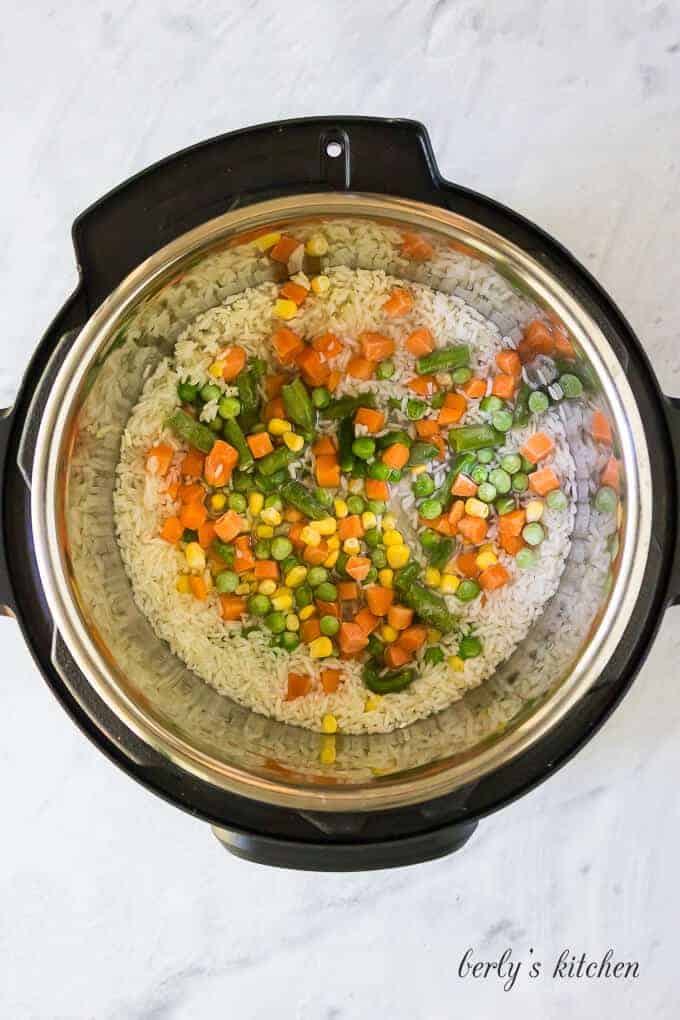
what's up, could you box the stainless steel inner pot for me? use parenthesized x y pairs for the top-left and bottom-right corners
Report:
(30, 193), (652, 812)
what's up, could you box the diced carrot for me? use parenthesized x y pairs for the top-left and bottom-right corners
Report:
(146, 443), (174, 477)
(451, 474), (478, 498)
(382, 443), (410, 470)
(554, 333), (576, 359)
(528, 467), (561, 495)
(270, 235), (301, 263)
(365, 479), (390, 501)
(492, 374), (517, 400)
(355, 407), (386, 433)
(383, 287), (414, 317)
(312, 332), (344, 358)
(288, 523), (305, 548)
(280, 280), (308, 305)
(355, 607), (380, 634)
(204, 440), (238, 486)
(496, 349), (522, 377)
(286, 671), (312, 700)
(479, 563), (511, 591)
(397, 625), (428, 653)
(500, 533), (525, 556)
(337, 515), (365, 541)
(401, 233), (434, 261)
(181, 449), (205, 479)
(338, 581), (359, 601)
(254, 560), (279, 580)
(220, 346), (247, 382)
(316, 599), (341, 619)
(463, 377), (487, 399)
(447, 499), (466, 529)
(387, 604), (414, 631)
(303, 541), (329, 566)
(345, 556), (371, 581)
(385, 644), (412, 669)
(591, 410), (613, 446)
(320, 668), (342, 694)
(312, 435), (337, 457)
(233, 535), (255, 573)
(438, 393), (467, 425)
(415, 419), (440, 439)
(315, 454), (341, 488)
(301, 618), (321, 644)
(338, 622), (370, 655)
(406, 328), (434, 356)
(456, 552), (480, 578)
(498, 508), (527, 537)
(178, 482), (205, 504)
(220, 594), (247, 621)
(198, 521), (216, 549)
(265, 373), (287, 399)
(327, 369), (342, 392)
(297, 347), (330, 387)
(365, 585), (394, 616)
(360, 332), (396, 362)
(179, 501), (208, 529)
(519, 320), (555, 363)
(521, 431), (556, 464)
(347, 356), (375, 380)
(189, 575), (208, 600)
(247, 432), (274, 459)
(457, 515), (489, 545)
(271, 327), (304, 364)
(427, 514), (453, 535)
(264, 397), (285, 421)
(160, 516), (184, 543)
(601, 456), (621, 492)
(214, 510), (245, 543)
(165, 480), (180, 500)
(407, 375), (437, 396)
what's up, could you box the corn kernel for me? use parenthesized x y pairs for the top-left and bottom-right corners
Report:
(348, 478), (363, 494)
(387, 545), (410, 569)
(334, 498), (349, 518)
(319, 735), (336, 764)
(440, 573), (460, 595)
(448, 655), (465, 673)
(327, 535), (340, 551)
(271, 592), (293, 611)
(301, 525), (321, 546)
(285, 565), (308, 588)
(410, 464), (427, 476)
(311, 274), (331, 295)
(210, 492), (227, 512)
(382, 512), (397, 530)
(274, 585), (291, 598)
(258, 579), (277, 596)
(383, 529), (403, 547)
(381, 624), (398, 643)
(364, 694), (382, 712)
(236, 582), (250, 595)
(321, 713), (338, 734)
(323, 549), (340, 568)
(242, 571), (255, 582)
(185, 542), (206, 571)
(283, 431), (304, 452)
(285, 613), (300, 631)
(361, 511), (377, 530)
(176, 575), (191, 594)
(476, 549), (498, 571)
(253, 231), (281, 252)
(299, 605), (316, 621)
(305, 233), (329, 257)
(425, 566), (441, 587)
(261, 506), (282, 527)
(378, 568), (394, 588)
(208, 361), (224, 378)
(465, 498), (490, 519)
(268, 417), (292, 436)
(427, 628), (442, 643)
(309, 636), (333, 659)
(274, 298), (298, 320)
(312, 516), (337, 536)
(526, 500), (544, 523)
(343, 537), (361, 555)
(248, 491), (264, 515)
(256, 524), (274, 539)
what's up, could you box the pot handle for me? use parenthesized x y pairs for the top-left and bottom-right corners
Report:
(666, 395), (680, 606)
(0, 407), (16, 615)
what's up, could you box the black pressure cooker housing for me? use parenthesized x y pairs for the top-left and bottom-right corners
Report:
(2, 118), (680, 870)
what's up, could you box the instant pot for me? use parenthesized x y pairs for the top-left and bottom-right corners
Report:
(2, 117), (679, 870)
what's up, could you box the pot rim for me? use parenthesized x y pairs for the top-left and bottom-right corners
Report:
(31, 192), (652, 812)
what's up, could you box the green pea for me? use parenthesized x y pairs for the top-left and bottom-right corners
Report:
(489, 468), (512, 494)
(369, 461), (391, 481)
(559, 373), (584, 399)
(177, 380), (199, 402)
(376, 360), (395, 380)
(406, 399), (427, 420)
(218, 396), (241, 419)
(315, 581), (338, 602)
(419, 498), (443, 520)
(279, 631), (300, 651)
(371, 547), (387, 569)
(312, 387), (331, 409)
(477, 482), (497, 503)
(420, 529), (440, 551)
(522, 522), (545, 546)
(208, 417), (224, 433)
(412, 474), (435, 498)
(351, 460), (367, 479)
(347, 495), (366, 515)
(265, 611), (287, 634)
(307, 566), (328, 587)
(264, 495), (283, 510)
(457, 579), (481, 602)
(512, 472), (529, 493)
(495, 496), (516, 516)
(595, 486), (618, 514)
(232, 471), (251, 492)
(451, 366), (473, 385)
(365, 566), (378, 583)
(459, 635), (483, 659)
(423, 646), (445, 666)
(367, 634), (384, 657)
(254, 539), (271, 559)
(367, 499), (387, 514)
(352, 437), (376, 460)
(216, 570), (239, 593)
(228, 492), (247, 513)
(470, 466), (488, 485)
(248, 594), (271, 616)
(516, 547), (538, 570)
(480, 395), (504, 414)
(388, 468), (403, 483)
(271, 536), (293, 561)
(364, 528), (382, 548)
(492, 409), (514, 433)
(320, 615), (340, 636)
(501, 453), (522, 475)
(528, 390), (549, 414)
(546, 489), (568, 511)
(430, 392), (445, 409)
(200, 383), (222, 403)
(477, 448), (495, 465)
(295, 584), (313, 608)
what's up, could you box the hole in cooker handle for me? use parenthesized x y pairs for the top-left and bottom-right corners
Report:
(320, 129), (351, 189)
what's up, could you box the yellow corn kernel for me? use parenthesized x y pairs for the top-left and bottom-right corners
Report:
(382, 512), (397, 530)
(378, 568), (394, 588)
(312, 516), (337, 536)
(208, 361), (225, 378)
(387, 545), (410, 569)
(311, 274), (331, 295)
(479, 542), (496, 555)
(319, 734), (336, 764)
(361, 511), (377, 530)
(327, 535), (340, 551)
(185, 542), (206, 571)
(334, 498), (349, 518)
(283, 431), (304, 453)
(285, 565), (308, 588)
(364, 694), (382, 712)
(425, 566), (441, 587)
(321, 713), (338, 734)
(348, 478), (364, 494)
(274, 585), (291, 597)
(176, 575), (191, 595)
(381, 624), (398, 643)
(448, 655), (465, 673)
(305, 233), (329, 257)
(525, 500), (544, 523)
(323, 549), (340, 569)
(209, 492), (227, 513)
(285, 613), (300, 631)
(258, 579), (277, 596)
(465, 498), (490, 519)
(410, 464), (427, 476)
(309, 636), (333, 659)
(301, 525), (321, 546)
(260, 506), (282, 527)
(476, 549), (498, 571)
(271, 592), (293, 612)
(256, 524), (274, 539)
(268, 417), (292, 436)
(383, 529), (403, 547)
(274, 298), (298, 320)
(440, 573), (460, 595)
(236, 582), (250, 595)
(242, 571), (255, 582)
(248, 491), (264, 515)
(299, 605), (316, 621)
(342, 537), (361, 555)
(253, 231), (281, 252)
(427, 628), (442, 643)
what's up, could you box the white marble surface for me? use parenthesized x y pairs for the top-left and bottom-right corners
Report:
(2, 2), (680, 1017)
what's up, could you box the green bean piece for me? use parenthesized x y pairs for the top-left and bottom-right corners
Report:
(470, 465), (488, 485)
(521, 455), (536, 474)
(595, 486), (618, 514)
(352, 436), (376, 460)
(522, 522), (545, 546)
(212, 539), (236, 566)
(177, 380), (199, 403)
(237, 370), (260, 431)
(216, 571), (239, 594)
(409, 442), (440, 466)
(208, 417), (224, 433)
(406, 399), (427, 420)
(280, 555), (299, 575)
(257, 446), (297, 477)
(393, 562), (421, 589)
(363, 660), (417, 694)
(231, 471), (251, 492)
(271, 536), (293, 561)
(264, 494), (283, 510)
(416, 344), (470, 375)
(412, 474), (435, 499)
(324, 393), (375, 419)
(430, 392), (445, 410)
(250, 357), (267, 379)
(280, 481), (329, 520)
(376, 429), (412, 450)
(428, 537), (455, 571)
(528, 390), (549, 414)
(338, 417), (355, 472)
(397, 582), (456, 634)
(376, 360), (395, 380)
(365, 566), (379, 584)
(513, 383), (531, 427)
(423, 646), (446, 666)
(254, 468), (287, 492)
(364, 527), (382, 548)
(165, 410), (216, 454)
(312, 387), (331, 409)
(222, 419), (254, 471)
(282, 378), (314, 432)
(419, 529), (440, 552)
(450, 424), (504, 453)
(351, 460), (368, 479)
(387, 468), (402, 483)
(248, 594), (271, 616)
(459, 636), (483, 659)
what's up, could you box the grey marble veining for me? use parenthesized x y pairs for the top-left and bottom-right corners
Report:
(2, 1), (680, 1017)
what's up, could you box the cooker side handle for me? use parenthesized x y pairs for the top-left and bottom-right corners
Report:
(0, 407), (16, 615)
(666, 395), (680, 606)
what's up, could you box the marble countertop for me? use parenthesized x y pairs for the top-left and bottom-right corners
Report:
(2, 2), (679, 1017)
